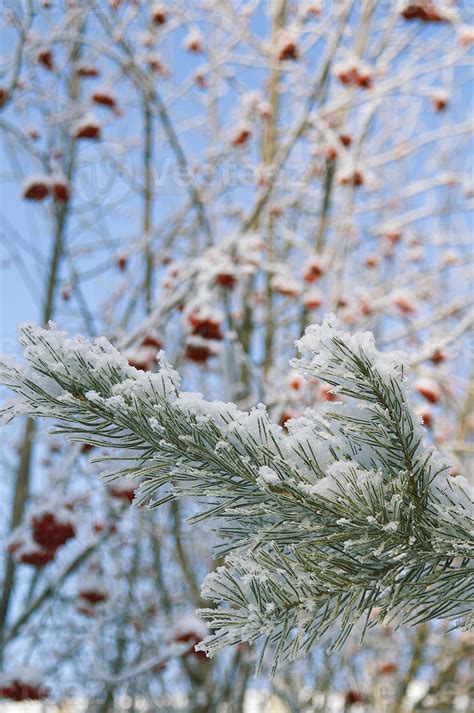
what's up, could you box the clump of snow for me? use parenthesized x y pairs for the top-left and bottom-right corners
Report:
(300, 461), (382, 505)
(382, 521), (399, 533)
(293, 315), (407, 387)
(271, 266), (300, 297)
(169, 613), (207, 641)
(0, 668), (43, 687)
(257, 466), (280, 489)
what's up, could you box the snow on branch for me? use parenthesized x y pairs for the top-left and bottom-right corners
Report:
(0, 319), (472, 669)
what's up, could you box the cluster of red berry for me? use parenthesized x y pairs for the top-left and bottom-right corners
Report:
(185, 313), (223, 363)
(402, 2), (450, 22)
(8, 509), (75, 567)
(127, 333), (163, 372)
(23, 176), (70, 202)
(0, 679), (48, 702)
(0, 672), (48, 702)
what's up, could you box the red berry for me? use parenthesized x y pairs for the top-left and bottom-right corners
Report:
(194, 72), (207, 89)
(127, 356), (151, 371)
(365, 255), (379, 268)
(303, 259), (324, 283)
(23, 179), (49, 201)
(356, 72), (371, 89)
(146, 54), (168, 76)
(319, 384), (338, 402)
(141, 333), (162, 349)
(273, 280), (299, 298)
(117, 254), (128, 271)
(185, 343), (214, 363)
(345, 689), (364, 705)
(415, 378), (440, 404)
(79, 588), (108, 604)
(278, 41), (299, 61)
(188, 314), (223, 340)
(51, 178), (70, 202)
(393, 292), (415, 315)
(151, 6), (167, 25)
(75, 120), (101, 140)
(77, 65), (100, 78)
(458, 26), (474, 46)
(20, 548), (56, 567)
(433, 97), (447, 112)
(386, 230), (402, 245)
(232, 127), (251, 147)
(304, 290), (322, 309)
(430, 350), (446, 365)
(215, 272), (237, 289)
(359, 298), (373, 316)
(378, 661), (398, 675)
(401, 3), (449, 22)
(184, 31), (203, 53)
(289, 373), (303, 390)
(92, 91), (116, 109)
(37, 49), (54, 71)
(278, 411), (294, 428)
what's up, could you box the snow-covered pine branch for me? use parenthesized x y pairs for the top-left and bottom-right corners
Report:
(0, 318), (472, 670)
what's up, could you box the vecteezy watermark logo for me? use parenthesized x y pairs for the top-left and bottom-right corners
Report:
(75, 141), (133, 207)
(151, 158), (315, 191)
